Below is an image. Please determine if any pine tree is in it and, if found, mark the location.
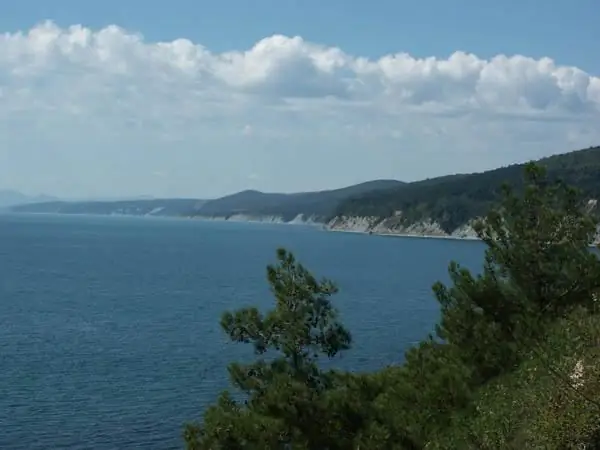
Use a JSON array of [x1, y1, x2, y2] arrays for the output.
[[434, 162, 600, 384], [184, 248, 355, 449]]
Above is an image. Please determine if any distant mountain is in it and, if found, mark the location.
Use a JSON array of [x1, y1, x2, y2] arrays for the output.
[[11, 198, 206, 217], [10, 179, 404, 223], [192, 179, 405, 222], [65, 195, 157, 202], [0, 190, 58, 208]]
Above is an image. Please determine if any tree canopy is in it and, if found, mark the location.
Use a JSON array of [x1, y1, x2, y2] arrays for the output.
[[185, 162, 600, 449]]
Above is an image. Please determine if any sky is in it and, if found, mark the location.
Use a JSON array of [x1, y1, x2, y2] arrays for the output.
[[0, 0, 599, 199]]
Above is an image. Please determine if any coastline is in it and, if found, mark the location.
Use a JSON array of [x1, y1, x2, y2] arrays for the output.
[[190, 215, 600, 248], [185, 213, 484, 242], [191, 214, 481, 241], [325, 226, 482, 242], [10, 210, 598, 246], [323, 215, 482, 242], [324, 222, 600, 248]]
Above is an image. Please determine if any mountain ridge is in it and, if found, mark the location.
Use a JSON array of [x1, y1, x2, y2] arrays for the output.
[[193, 179, 405, 222], [10, 145, 600, 231], [9, 179, 404, 220], [0, 190, 59, 208]]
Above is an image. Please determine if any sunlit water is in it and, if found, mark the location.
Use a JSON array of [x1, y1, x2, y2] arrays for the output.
[[0, 213, 485, 449]]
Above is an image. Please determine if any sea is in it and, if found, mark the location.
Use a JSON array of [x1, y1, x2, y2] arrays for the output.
[[0, 213, 485, 449]]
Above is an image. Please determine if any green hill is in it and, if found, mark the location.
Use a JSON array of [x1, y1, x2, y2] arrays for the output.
[[330, 145, 600, 234], [192, 179, 405, 222]]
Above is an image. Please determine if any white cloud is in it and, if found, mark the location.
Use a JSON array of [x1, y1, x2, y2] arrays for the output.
[[0, 21, 598, 198]]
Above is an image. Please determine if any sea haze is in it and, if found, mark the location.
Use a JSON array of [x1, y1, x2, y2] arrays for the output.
[[0, 213, 485, 449]]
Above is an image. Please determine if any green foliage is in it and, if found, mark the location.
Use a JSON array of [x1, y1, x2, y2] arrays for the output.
[[430, 307, 600, 449], [186, 159, 600, 449], [185, 249, 361, 449], [434, 163, 600, 384], [426, 162, 600, 448]]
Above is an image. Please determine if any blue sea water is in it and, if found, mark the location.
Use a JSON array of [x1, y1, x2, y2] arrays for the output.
[[0, 213, 485, 449]]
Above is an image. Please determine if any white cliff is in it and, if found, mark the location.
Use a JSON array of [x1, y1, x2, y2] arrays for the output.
[[326, 214, 477, 239], [327, 200, 600, 245], [195, 213, 321, 226]]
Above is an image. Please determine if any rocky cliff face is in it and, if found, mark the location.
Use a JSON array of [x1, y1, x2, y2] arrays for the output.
[[326, 214, 479, 239], [327, 199, 600, 244], [196, 213, 320, 225]]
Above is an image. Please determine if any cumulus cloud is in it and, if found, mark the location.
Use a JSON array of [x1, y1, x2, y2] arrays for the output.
[[0, 21, 598, 198]]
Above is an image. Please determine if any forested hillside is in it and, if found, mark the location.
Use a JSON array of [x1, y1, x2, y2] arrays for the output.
[[332, 145, 600, 233], [192, 179, 404, 221]]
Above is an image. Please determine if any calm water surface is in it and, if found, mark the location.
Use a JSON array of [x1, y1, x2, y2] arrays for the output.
[[0, 213, 485, 449]]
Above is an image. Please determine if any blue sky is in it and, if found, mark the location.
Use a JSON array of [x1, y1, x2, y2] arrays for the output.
[[0, 0, 599, 198], [3, 0, 598, 72]]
